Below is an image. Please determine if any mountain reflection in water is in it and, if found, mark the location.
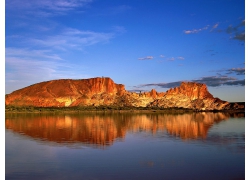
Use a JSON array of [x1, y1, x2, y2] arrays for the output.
[[5, 112, 244, 147]]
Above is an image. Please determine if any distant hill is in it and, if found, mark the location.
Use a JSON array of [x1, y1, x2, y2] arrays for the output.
[[5, 77, 244, 111]]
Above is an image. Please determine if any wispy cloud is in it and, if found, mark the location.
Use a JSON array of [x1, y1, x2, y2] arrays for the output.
[[27, 28, 114, 51], [5, 27, 117, 93], [184, 20, 245, 42], [166, 57, 175, 61], [213, 67, 245, 76], [6, 28, 114, 53], [210, 23, 219, 32], [6, 0, 92, 17], [192, 76, 242, 87], [138, 56, 154, 60], [135, 73, 244, 90], [194, 75, 245, 86], [136, 81, 182, 89], [226, 20, 245, 34], [225, 68, 245, 75], [5, 47, 78, 79], [226, 20, 245, 41], [177, 56, 185, 60], [166, 56, 185, 61], [184, 25, 209, 34], [5, 53, 89, 93], [112, 26, 127, 34], [233, 33, 245, 41], [6, 0, 109, 94], [6, 48, 63, 60]]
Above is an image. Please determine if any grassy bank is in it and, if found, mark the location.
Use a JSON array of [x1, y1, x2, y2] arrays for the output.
[[5, 105, 245, 114], [5, 105, 193, 113]]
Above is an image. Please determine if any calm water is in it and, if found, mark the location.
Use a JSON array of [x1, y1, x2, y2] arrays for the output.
[[5, 112, 245, 180]]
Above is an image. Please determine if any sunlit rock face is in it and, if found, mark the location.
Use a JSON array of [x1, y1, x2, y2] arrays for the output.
[[5, 113, 232, 147], [166, 82, 214, 100], [5, 77, 243, 111], [147, 82, 230, 110], [5, 77, 126, 107]]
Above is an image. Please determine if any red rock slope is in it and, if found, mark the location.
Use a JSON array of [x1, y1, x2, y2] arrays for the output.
[[5, 77, 125, 107]]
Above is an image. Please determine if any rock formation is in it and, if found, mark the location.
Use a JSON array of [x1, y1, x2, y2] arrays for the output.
[[5, 77, 125, 107], [147, 82, 231, 110], [5, 77, 244, 111]]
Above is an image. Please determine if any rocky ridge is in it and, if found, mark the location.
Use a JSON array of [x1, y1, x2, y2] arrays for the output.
[[5, 77, 244, 111]]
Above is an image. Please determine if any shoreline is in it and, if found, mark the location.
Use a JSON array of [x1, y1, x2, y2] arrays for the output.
[[5, 105, 245, 114]]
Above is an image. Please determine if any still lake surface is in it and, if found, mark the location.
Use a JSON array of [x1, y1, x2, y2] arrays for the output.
[[6, 112, 245, 180]]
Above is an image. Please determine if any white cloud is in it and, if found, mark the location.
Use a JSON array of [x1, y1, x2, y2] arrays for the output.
[[6, 0, 92, 17], [5, 55, 89, 93], [5, 46, 91, 93], [183, 30, 192, 34], [112, 26, 127, 34], [136, 74, 244, 89], [210, 23, 219, 31], [213, 23, 219, 29], [6, 48, 63, 60], [177, 56, 185, 60], [184, 25, 209, 34], [166, 56, 184, 61], [138, 56, 154, 60], [167, 57, 175, 61], [28, 28, 114, 51], [6, 26, 120, 93]]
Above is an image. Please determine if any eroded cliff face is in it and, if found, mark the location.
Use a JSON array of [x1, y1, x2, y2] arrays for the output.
[[147, 82, 230, 110], [5, 77, 126, 107], [5, 77, 242, 111]]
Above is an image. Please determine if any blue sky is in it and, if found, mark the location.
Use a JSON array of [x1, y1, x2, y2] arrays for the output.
[[5, 0, 246, 102]]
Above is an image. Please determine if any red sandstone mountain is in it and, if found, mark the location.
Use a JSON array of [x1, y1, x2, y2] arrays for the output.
[[5, 77, 125, 107], [5, 77, 243, 111]]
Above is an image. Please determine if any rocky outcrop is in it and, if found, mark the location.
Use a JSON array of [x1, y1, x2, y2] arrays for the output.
[[5, 77, 126, 107], [5, 77, 244, 111], [147, 82, 231, 111], [166, 82, 214, 99]]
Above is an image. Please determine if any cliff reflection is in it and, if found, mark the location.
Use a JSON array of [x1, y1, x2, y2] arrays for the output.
[[6, 112, 242, 146]]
